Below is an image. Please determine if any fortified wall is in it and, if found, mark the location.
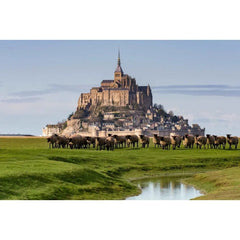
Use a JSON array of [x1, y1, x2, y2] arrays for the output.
[[43, 124, 205, 137]]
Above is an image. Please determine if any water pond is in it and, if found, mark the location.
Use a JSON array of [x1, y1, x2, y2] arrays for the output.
[[126, 176, 203, 200]]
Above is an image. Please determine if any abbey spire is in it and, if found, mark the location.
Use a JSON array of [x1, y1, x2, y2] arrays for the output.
[[114, 50, 124, 79], [117, 49, 121, 66]]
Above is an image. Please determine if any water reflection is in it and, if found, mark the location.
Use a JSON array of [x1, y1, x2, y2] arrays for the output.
[[126, 177, 203, 200]]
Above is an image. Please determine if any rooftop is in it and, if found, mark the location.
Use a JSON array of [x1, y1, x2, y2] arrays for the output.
[[101, 80, 114, 83]]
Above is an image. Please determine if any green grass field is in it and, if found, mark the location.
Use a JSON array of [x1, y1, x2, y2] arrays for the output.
[[0, 137, 240, 200]]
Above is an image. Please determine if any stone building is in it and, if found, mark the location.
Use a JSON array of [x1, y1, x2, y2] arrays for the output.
[[42, 124, 62, 136], [77, 51, 152, 110]]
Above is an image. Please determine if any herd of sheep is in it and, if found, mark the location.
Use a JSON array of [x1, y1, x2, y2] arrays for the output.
[[47, 133, 239, 150]]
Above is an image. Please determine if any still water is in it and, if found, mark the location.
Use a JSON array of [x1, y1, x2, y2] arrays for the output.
[[126, 176, 203, 200]]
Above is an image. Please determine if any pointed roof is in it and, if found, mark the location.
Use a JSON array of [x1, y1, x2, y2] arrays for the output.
[[115, 50, 124, 75]]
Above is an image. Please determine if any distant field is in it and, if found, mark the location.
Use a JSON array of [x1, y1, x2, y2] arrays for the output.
[[0, 137, 240, 200]]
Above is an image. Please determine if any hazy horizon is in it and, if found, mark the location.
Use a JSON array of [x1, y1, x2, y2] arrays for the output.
[[1, 40, 240, 136]]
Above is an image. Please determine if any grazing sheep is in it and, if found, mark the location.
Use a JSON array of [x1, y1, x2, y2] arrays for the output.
[[194, 135, 207, 149], [69, 135, 84, 149], [153, 134, 161, 148], [206, 134, 215, 149], [85, 136, 96, 148], [105, 136, 115, 151], [213, 135, 226, 149], [96, 137, 106, 150], [171, 135, 181, 150], [90, 137, 96, 148], [81, 136, 88, 149], [182, 134, 194, 148], [139, 135, 150, 148], [56, 135, 69, 148], [176, 136, 182, 148], [160, 136, 171, 150], [113, 135, 126, 148], [126, 135, 139, 148], [226, 134, 239, 149], [47, 134, 59, 148], [126, 138, 131, 148], [194, 135, 199, 149]]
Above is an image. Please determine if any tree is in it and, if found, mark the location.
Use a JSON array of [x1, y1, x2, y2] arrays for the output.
[[68, 112, 74, 120], [154, 103, 164, 111], [168, 110, 174, 117], [172, 115, 179, 123]]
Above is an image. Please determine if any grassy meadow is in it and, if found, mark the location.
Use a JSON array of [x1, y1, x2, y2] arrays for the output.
[[0, 136, 240, 200]]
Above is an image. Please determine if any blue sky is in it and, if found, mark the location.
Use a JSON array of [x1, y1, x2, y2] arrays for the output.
[[0, 40, 240, 136]]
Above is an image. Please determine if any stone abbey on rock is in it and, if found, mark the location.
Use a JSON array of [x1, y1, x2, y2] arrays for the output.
[[77, 51, 152, 111], [42, 52, 205, 137]]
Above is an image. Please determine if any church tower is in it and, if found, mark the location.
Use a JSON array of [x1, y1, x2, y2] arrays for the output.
[[114, 50, 124, 84]]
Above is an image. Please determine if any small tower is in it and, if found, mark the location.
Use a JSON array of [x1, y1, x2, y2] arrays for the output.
[[147, 84, 151, 96], [114, 50, 124, 83], [146, 84, 153, 107]]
